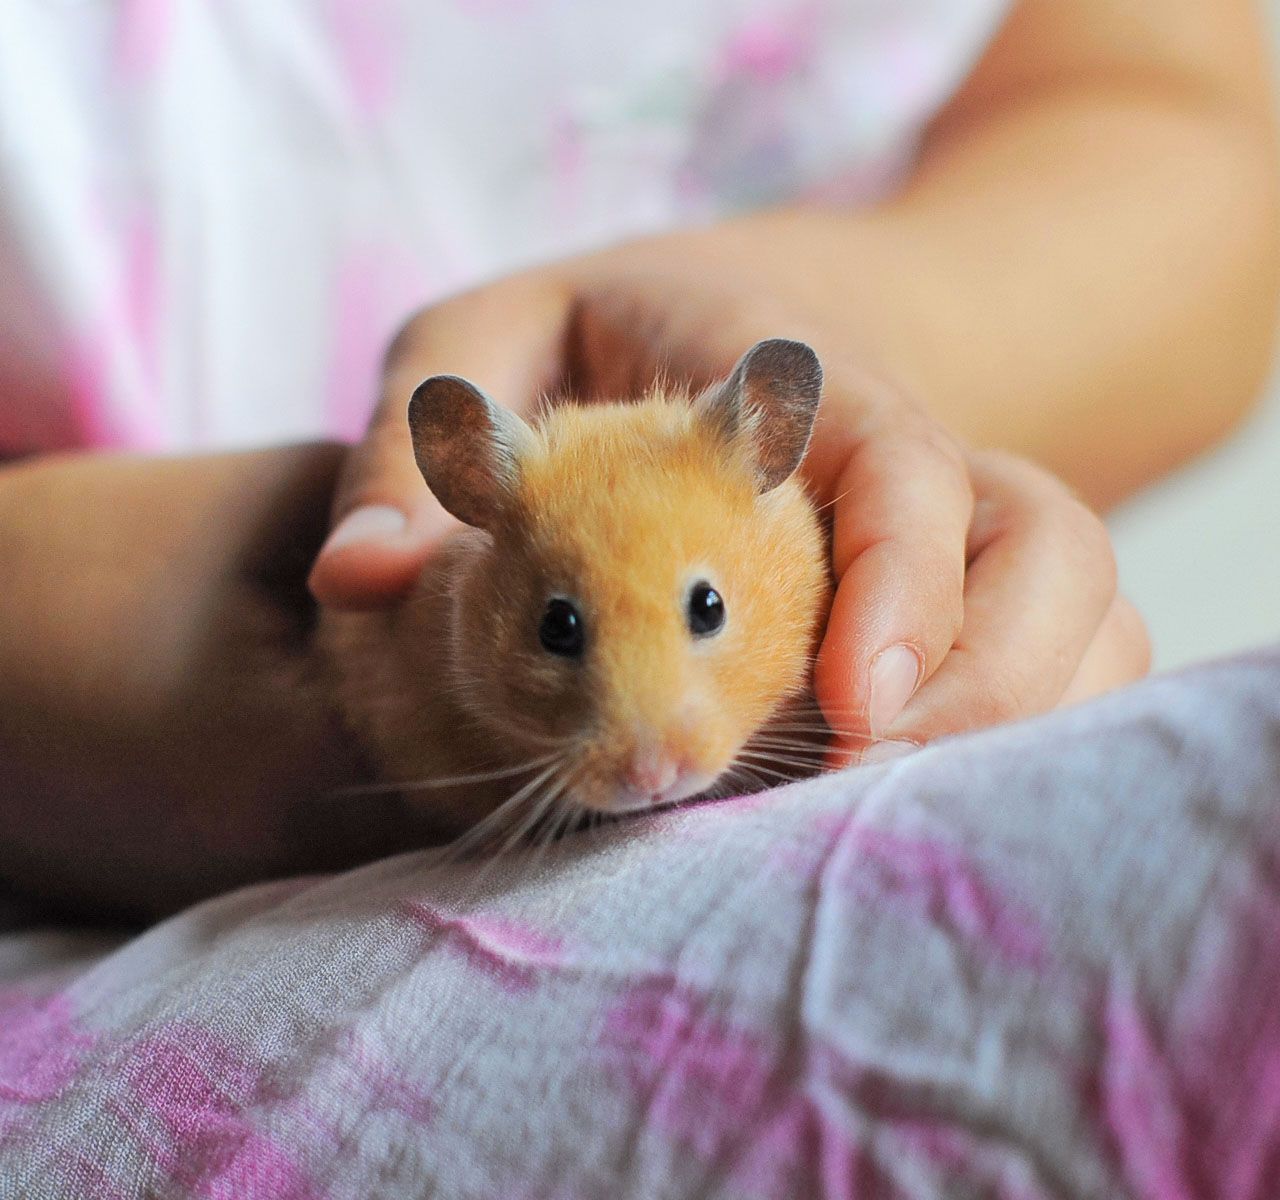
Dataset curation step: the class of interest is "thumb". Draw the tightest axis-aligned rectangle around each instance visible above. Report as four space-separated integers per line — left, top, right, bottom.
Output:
308 274 572 610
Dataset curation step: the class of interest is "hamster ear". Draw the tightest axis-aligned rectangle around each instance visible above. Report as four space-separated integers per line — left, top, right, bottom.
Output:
407 375 536 530
698 339 823 493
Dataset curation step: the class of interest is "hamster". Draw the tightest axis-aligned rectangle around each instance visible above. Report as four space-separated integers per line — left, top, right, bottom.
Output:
319 338 832 843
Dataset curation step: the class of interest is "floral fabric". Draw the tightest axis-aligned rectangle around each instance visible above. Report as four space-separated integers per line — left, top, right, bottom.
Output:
2 649 1279 1197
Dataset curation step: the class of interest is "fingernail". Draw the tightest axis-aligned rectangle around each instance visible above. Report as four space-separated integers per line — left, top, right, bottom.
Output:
322 504 408 553
860 739 919 764
869 644 923 736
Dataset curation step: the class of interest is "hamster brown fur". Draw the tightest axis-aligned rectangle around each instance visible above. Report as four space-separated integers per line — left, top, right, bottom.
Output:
319 339 831 842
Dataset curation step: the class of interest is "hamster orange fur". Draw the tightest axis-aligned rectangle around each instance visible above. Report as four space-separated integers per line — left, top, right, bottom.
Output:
319 339 832 842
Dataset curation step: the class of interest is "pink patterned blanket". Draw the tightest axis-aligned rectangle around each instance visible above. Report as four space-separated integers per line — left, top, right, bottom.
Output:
2 650 1278 1198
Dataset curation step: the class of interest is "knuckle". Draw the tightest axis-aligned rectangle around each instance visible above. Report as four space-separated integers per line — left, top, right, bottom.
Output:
380 280 489 379
926 566 966 649
1056 498 1118 599
974 449 1120 614
971 664 1037 727
943 599 965 653
910 422 969 479
382 307 432 376
352 412 412 475
965 446 1029 491
969 445 1024 474
333 421 421 515
881 428 975 522
1112 595 1153 678
868 420 966 477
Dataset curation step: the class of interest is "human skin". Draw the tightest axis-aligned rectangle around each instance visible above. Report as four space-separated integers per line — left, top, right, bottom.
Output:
0 446 422 916
1 0 1276 916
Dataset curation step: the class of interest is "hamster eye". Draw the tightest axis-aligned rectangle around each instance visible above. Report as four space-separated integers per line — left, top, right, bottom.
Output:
539 598 585 658
687 581 725 637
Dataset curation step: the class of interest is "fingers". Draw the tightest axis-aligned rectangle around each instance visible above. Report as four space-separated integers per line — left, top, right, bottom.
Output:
811 400 973 758
876 451 1123 746
1060 594 1152 705
309 274 572 609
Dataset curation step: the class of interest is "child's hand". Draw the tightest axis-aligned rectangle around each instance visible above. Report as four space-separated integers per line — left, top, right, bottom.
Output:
308 259 1150 758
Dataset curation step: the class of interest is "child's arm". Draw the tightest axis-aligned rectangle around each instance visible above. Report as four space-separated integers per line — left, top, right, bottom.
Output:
312 0 1278 751
0 446 400 917
673 0 1280 510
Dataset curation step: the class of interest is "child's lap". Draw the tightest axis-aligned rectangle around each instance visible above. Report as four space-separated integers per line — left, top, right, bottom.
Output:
2 646 1278 1197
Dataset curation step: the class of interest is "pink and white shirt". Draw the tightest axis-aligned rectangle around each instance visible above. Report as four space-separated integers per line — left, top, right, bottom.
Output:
0 0 1009 455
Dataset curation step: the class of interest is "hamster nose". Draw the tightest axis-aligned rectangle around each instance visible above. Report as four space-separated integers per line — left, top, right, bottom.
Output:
626 747 680 798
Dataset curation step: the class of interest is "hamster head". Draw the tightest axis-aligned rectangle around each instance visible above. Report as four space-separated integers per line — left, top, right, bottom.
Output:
409 339 830 816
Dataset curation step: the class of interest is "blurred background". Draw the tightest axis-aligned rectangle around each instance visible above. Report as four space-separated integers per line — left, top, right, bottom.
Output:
1107 1 1280 669
1110 366 1280 670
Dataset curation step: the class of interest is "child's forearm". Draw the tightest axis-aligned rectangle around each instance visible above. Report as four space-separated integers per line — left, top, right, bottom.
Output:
0 446 388 917
604 0 1280 509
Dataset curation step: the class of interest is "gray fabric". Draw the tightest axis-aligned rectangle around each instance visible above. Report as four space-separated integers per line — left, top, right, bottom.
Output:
2 649 1278 1198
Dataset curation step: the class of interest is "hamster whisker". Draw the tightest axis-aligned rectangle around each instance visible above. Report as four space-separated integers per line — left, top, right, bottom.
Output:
809 485 856 516
488 766 571 837
740 748 833 767
747 736 834 752
722 759 775 789
734 761 822 784
700 774 735 801
746 729 834 746
547 796 584 849
431 759 568 864
745 734 834 752
736 764 823 786
528 802 567 857
519 790 581 875
762 710 848 724
728 760 806 788
757 716 849 726
500 777 575 858
577 809 609 853
730 765 768 788
758 723 867 740
773 699 865 717
733 750 822 777
326 751 565 800
741 737 830 754
714 766 768 799
442 790 571 903
767 704 862 722
482 758 585 866
441 772 576 899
